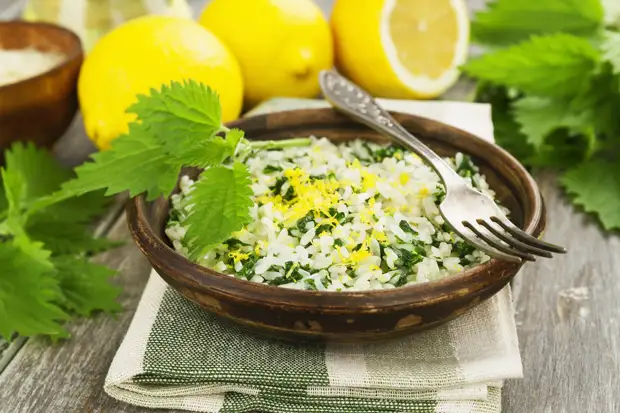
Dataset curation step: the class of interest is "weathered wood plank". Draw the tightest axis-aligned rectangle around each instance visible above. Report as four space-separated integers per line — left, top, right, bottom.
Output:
0 214 155 413
504 172 620 412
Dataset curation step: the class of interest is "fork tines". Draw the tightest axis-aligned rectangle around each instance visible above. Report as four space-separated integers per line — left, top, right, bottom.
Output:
463 216 566 263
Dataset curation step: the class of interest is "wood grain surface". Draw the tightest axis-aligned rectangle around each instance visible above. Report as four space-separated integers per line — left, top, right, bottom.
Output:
2 0 619 412
503 172 620 412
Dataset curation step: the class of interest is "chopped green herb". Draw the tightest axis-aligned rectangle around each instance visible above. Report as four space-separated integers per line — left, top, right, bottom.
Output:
394 272 409 287
237 254 259 280
282 186 296 201
399 220 417 234
395 247 424 270
224 238 250 249
270 177 288 195
263 165 283 174
296 212 314 232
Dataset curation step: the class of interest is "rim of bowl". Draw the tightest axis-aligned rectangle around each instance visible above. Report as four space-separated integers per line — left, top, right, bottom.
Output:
0 21 83 93
128 108 545 311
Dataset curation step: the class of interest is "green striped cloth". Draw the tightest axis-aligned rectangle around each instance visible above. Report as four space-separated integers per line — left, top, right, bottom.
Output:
105 99 521 413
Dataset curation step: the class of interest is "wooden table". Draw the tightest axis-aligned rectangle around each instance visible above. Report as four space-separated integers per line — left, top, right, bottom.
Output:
1 1 619 412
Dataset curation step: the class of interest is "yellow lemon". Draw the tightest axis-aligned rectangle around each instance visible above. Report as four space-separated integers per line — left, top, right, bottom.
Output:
331 0 469 99
79 15 243 150
199 0 333 106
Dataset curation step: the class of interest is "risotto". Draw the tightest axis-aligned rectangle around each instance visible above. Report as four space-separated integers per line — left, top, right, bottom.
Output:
166 137 499 292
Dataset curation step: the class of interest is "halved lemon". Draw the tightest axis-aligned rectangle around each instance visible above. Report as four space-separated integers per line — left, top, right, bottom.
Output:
331 0 469 99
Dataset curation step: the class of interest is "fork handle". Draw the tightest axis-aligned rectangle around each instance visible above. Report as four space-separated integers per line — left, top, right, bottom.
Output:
319 70 463 186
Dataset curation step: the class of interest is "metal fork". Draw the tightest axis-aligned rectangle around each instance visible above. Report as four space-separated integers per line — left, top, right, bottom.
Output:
319 70 566 263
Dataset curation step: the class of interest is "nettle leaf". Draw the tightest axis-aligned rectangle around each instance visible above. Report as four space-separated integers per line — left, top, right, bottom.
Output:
474 83 535 163
0 80 240 339
527 129 597 169
571 64 620 139
5 142 72 202
1 167 23 215
41 190 112 224
471 0 604 46
463 33 600 97
183 162 254 260
1 166 27 234
0 238 68 340
60 81 225 202
562 159 620 230
52 256 121 316
182 128 245 169
27 216 122 255
62 124 184 201
513 96 591 149
0 181 6 212
128 79 222 157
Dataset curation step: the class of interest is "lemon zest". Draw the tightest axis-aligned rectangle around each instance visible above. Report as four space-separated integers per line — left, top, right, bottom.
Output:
228 250 250 262
399 172 410 185
361 169 378 191
371 229 387 243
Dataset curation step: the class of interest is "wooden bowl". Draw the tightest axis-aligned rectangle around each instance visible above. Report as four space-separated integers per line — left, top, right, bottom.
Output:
0 21 83 153
127 108 545 343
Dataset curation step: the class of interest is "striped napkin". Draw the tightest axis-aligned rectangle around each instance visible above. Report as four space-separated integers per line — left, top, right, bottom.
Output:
105 98 522 413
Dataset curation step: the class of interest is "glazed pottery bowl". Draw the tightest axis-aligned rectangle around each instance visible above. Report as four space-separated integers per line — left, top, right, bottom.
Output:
0 21 83 153
127 108 545 343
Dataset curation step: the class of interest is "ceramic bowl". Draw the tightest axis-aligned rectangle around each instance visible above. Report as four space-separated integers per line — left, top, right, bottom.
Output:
127 108 545 343
0 21 83 153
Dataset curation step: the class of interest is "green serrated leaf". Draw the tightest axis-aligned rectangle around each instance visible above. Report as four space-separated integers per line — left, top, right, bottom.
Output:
463 33 600 97
59 81 226 202
27 216 122 255
474 83 534 163
1 167 27 235
0 179 7 213
1 167 23 215
0 239 69 340
527 129 596 169
472 0 604 46
41 190 112 224
5 142 72 202
183 161 253 259
52 255 121 316
513 96 591 148
128 79 222 158
182 128 245 168
571 63 620 139
562 159 620 230
61 124 183 201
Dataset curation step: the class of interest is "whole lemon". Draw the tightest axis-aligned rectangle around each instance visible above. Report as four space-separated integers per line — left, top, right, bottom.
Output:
199 0 333 106
331 0 469 99
79 15 243 150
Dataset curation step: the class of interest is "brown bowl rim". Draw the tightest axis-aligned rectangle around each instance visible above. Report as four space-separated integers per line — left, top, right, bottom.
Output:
127 108 544 312
0 20 83 93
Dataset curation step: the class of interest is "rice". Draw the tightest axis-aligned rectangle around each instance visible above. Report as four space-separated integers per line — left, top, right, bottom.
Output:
166 137 503 292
